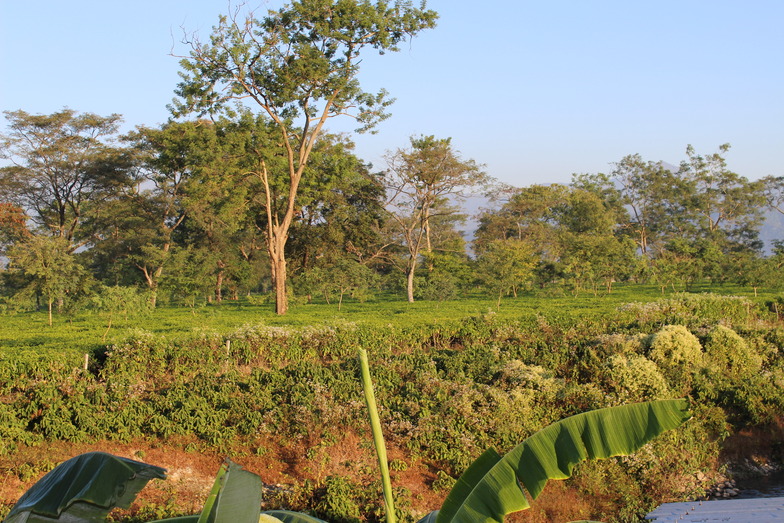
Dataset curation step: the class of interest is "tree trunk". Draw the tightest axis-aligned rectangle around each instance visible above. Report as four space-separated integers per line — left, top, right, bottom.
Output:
102 317 113 342
47 298 53 327
424 209 434 272
271 253 288 315
139 266 160 308
215 270 224 303
406 266 416 303
258 158 298 316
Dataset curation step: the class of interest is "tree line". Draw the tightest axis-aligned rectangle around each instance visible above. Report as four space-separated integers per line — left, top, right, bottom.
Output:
1 0 782 320
1 105 782 321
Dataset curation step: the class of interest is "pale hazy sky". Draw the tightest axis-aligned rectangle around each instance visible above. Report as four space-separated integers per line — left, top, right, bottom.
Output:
2 1 782 186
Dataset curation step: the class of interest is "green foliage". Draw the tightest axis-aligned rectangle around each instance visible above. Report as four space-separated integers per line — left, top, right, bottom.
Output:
314 476 362 523
619 292 760 329
428 400 691 523
647 325 703 367
6 235 92 324
417 251 471 302
475 239 536 306
0 109 133 246
605 355 670 402
646 325 703 390
1 290 783 521
93 285 154 339
703 325 763 379
384 135 486 303
691 325 784 424
173 0 438 314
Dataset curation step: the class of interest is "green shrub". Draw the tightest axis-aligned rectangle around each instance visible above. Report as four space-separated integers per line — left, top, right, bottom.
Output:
314 475 363 523
605 355 670 402
703 325 763 380
647 325 703 391
431 470 456 493
620 293 759 329
693 326 784 423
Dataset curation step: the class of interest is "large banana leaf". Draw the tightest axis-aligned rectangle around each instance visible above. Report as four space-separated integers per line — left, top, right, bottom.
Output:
260 510 327 522
4 452 166 523
196 459 262 523
148 464 322 523
426 399 691 523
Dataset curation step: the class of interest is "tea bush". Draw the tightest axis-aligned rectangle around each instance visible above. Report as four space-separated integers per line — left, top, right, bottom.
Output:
314 475 363 522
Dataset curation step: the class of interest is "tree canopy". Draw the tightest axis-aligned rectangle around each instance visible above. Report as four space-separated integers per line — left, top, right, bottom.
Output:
172 0 438 314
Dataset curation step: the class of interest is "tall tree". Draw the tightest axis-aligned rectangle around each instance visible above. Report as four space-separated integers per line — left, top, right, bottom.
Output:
384 135 486 302
281 133 386 274
476 239 536 307
597 156 691 256
159 117 257 303
86 120 221 304
474 184 568 286
679 143 766 252
554 188 636 294
0 109 133 249
172 0 438 314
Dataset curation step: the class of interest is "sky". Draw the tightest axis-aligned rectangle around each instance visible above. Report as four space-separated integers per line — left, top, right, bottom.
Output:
1 1 782 187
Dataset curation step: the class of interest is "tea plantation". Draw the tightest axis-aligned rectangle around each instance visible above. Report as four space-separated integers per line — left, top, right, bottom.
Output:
1 288 783 522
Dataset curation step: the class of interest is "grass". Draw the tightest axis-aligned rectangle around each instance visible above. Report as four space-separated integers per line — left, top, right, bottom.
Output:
1 283 779 360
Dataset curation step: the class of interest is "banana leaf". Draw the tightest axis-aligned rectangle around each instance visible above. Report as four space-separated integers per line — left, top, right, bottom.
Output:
260 510 327 522
148 463 327 523
197 459 262 523
4 452 166 523
431 399 691 523
416 511 439 523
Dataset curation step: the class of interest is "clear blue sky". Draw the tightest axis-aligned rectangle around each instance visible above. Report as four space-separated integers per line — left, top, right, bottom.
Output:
2 1 782 186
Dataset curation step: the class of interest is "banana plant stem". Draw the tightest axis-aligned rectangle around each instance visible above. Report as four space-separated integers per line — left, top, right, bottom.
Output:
359 349 397 523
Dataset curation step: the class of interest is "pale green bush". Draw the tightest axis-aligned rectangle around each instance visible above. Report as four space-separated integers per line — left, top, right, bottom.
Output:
647 325 703 391
703 325 763 379
606 354 670 402
648 325 703 366
620 293 758 328
490 361 571 447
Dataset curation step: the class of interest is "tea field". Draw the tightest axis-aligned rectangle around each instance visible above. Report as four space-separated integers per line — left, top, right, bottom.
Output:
1 286 783 522
1 284 776 357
